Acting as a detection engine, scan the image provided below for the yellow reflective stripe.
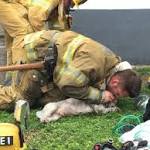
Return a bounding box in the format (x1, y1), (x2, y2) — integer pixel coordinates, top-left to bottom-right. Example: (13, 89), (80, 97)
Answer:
(27, 51), (38, 60)
(24, 42), (34, 50)
(24, 31), (44, 45)
(88, 87), (100, 100)
(24, 44), (38, 61)
(57, 35), (88, 85)
(29, 0), (50, 10)
(58, 35), (86, 78)
(60, 66), (88, 86)
(63, 35), (85, 65)
(24, 31), (44, 60)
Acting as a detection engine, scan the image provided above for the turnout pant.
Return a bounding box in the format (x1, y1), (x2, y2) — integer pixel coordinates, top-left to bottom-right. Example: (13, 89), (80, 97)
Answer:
(0, 0), (33, 64)
(0, 69), (66, 110)
(0, 70), (44, 110)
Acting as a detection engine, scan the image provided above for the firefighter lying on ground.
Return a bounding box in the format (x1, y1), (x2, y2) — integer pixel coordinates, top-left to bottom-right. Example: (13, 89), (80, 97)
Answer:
(0, 30), (142, 110)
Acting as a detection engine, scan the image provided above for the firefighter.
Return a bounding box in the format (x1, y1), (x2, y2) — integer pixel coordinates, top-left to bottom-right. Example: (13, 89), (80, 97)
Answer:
(0, 30), (142, 109)
(27, 0), (88, 31)
(0, 0), (33, 65)
(0, 0), (87, 65)
(0, 0), (87, 109)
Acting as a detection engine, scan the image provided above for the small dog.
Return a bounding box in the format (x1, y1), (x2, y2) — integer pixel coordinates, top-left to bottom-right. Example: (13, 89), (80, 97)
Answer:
(36, 98), (119, 123)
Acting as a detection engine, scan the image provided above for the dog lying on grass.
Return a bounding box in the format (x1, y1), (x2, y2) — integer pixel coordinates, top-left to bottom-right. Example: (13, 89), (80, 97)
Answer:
(36, 98), (119, 123)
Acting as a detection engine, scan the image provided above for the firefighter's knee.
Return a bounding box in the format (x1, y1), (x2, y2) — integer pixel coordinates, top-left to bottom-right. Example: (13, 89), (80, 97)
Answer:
(18, 70), (49, 107)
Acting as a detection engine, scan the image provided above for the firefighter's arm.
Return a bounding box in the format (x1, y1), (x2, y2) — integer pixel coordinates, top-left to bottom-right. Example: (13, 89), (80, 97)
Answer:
(57, 73), (115, 102)
(55, 50), (105, 101)
(55, 49), (113, 102)
(56, 65), (103, 102)
(28, 0), (59, 31)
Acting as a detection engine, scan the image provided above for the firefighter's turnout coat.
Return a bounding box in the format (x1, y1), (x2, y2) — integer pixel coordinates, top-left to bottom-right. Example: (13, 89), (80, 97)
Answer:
(0, 0), (75, 109)
(0, 0), (70, 65)
(0, 30), (121, 109)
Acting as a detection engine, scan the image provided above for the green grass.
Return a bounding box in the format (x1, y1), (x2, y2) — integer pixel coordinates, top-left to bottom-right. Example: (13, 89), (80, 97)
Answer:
(0, 68), (150, 150)
(0, 102), (138, 150)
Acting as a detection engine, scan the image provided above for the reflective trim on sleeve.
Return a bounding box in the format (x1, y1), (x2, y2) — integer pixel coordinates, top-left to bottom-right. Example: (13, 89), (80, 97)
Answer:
(25, 44), (38, 61)
(59, 65), (88, 86)
(27, 0), (50, 10)
(63, 35), (86, 65)
(24, 31), (44, 45)
(87, 87), (101, 101)
(24, 31), (44, 61)
(57, 34), (89, 85)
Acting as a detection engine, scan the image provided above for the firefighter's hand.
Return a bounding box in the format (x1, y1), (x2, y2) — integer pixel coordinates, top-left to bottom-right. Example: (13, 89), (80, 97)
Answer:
(101, 90), (116, 103)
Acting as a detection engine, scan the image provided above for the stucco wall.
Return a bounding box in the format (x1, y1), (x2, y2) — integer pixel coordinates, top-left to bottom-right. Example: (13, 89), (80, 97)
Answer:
(72, 9), (150, 65)
(0, 9), (150, 71)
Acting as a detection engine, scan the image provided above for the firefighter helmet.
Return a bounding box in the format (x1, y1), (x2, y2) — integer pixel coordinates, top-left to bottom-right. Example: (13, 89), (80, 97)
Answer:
(0, 123), (27, 150)
(72, 0), (87, 7)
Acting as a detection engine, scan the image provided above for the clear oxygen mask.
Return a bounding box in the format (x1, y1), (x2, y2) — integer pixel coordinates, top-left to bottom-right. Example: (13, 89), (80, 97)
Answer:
(134, 94), (150, 112)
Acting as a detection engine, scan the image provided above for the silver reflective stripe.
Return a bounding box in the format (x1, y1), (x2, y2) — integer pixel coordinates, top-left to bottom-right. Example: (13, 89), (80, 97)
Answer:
(88, 87), (100, 100)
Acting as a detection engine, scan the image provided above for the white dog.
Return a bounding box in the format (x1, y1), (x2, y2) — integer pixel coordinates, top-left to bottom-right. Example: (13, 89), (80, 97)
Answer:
(36, 98), (119, 123)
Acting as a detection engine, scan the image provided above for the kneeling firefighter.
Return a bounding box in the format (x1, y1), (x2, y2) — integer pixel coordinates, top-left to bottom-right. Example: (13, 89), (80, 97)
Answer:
(0, 30), (142, 110)
(0, 30), (63, 110)
(0, 0), (88, 110)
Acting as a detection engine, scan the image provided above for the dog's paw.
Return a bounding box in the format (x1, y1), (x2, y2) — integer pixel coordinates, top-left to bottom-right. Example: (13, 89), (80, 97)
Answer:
(112, 106), (121, 112)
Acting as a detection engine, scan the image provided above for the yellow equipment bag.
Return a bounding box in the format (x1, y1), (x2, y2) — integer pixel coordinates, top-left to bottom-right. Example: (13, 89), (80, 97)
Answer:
(0, 100), (29, 150)
(0, 123), (27, 150)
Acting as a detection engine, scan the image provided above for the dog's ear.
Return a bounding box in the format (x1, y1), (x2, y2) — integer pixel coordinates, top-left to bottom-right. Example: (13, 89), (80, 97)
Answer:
(143, 98), (150, 122)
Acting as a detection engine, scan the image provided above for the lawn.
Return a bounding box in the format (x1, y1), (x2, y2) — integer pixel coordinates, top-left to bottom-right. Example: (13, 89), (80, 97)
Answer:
(0, 68), (150, 150)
